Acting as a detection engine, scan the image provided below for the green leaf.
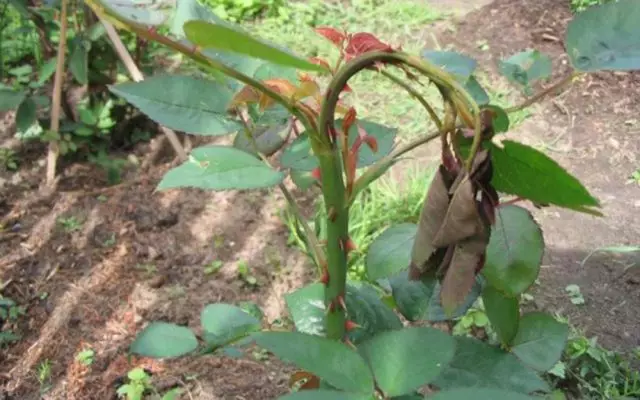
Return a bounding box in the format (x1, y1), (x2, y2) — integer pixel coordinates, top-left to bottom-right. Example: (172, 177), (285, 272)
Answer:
(170, 0), (230, 37)
(284, 283), (402, 343)
(290, 169), (316, 190)
(109, 75), (240, 135)
(489, 140), (600, 211)
(499, 50), (552, 89)
(482, 205), (543, 297)
(278, 390), (373, 400)
(482, 285), (520, 346)
(422, 50), (477, 82)
(389, 272), (482, 322)
(566, 0), (640, 71)
(465, 76), (489, 106)
(429, 388), (537, 399)
(37, 58), (57, 85)
(233, 122), (291, 157)
(184, 21), (326, 72)
(253, 331), (375, 393)
(366, 224), (417, 281)
(104, 0), (169, 26)
(281, 119), (397, 171)
(345, 283), (403, 344)
(15, 97), (37, 133)
(358, 327), (456, 396)
(511, 312), (569, 371)
(483, 105), (509, 133)
(69, 40), (89, 85)
(285, 283), (325, 337)
(433, 336), (549, 394)
(157, 145), (285, 191)
(0, 89), (26, 111)
(200, 303), (261, 348)
(130, 322), (198, 358)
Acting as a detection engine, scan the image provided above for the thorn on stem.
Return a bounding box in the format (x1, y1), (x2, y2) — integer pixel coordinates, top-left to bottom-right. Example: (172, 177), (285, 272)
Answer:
(343, 337), (356, 349)
(320, 266), (330, 285)
(337, 294), (347, 312)
(341, 237), (357, 254)
(328, 207), (337, 222)
(345, 320), (360, 332)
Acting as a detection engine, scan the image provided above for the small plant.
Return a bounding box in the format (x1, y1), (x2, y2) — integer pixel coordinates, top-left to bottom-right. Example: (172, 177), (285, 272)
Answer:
(204, 260), (223, 275)
(0, 147), (18, 171)
(76, 348), (95, 366)
(237, 260), (259, 287)
(570, 0), (616, 12)
(0, 295), (24, 346)
(117, 367), (183, 400)
(565, 284), (585, 305)
(57, 216), (83, 233)
(85, 0), (639, 398)
(36, 359), (52, 393)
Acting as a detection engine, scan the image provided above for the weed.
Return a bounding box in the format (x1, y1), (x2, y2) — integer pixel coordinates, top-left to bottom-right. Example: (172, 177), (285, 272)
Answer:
(36, 359), (52, 393)
(565, 284), (585, 305)
(0, 295), (24, 346)
(76, 348), (95, 366)
(570, 0), (616, 13)
(237, 260), (259, 287)
(116, 367), (183, 400)
(57, 216), (83, 233)
(0, 148), (18, 171)
(204, 260), (223, 275)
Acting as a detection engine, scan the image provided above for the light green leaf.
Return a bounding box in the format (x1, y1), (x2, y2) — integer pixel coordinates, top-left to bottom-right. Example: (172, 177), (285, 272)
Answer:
(69, 40), (89, 85)
(278, 390), (373, 400)
(433, 336), (549, 394)
(290, 169), (316, 190)
(184, 21), (326, 72)
(511, 312), (569, 371)
(103, 0), (170, 26)
(157, 145), (285, 191)
(489, 141), (600, 212)
(482, 285), (520, 346)
(253, 331), (375, 393)
(233, 122), (291, 157)
(130, 322), (198, 358)
(430, 388), (537, 399)
(281, 119), (397, 171)
(422, 50), (477, 82)
(109, 75), (240, 135)
(366, 224), (417, 281)
(0, 89), (26, 111)
(482, 205), (544, 297)
(566, 0), (640, 71)
(499, 50), (552, 89)
(359, 327), (456, 396)
(390, 273), (482, 322)
(15, 97), (37, 133)
(200, 303), (261, 348)
(170, 0), (230, 37)
(37, 58), (57, 85)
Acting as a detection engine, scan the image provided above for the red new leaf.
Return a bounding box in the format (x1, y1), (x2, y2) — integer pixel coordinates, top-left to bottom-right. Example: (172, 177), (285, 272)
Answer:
(315, 27), (346, 46)
(344, 32), (394, 61)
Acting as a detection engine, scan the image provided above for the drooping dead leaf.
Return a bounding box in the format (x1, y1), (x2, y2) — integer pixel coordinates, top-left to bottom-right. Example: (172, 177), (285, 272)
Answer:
(289, 370), (321, 390)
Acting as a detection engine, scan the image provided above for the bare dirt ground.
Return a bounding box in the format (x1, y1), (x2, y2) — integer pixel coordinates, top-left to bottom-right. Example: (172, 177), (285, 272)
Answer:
(1, 0), (639, 399)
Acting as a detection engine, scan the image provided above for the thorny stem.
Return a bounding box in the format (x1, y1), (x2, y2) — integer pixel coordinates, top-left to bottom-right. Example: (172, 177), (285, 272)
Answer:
(505, 71), (582, 113)
(380, 69), (442, 130)
(236, 111), (326, 270)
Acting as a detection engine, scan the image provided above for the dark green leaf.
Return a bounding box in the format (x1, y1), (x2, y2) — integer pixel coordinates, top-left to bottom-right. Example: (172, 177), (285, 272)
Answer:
(130, 322), (198, 358)
(184, 21), (326, 72)
(390, 394), (422, 400)
(253, 332), (375, 393)
(359, 327), (456, 396)
(566, 0), (640, 71)
(15, 97), (37, 133)
(433, 336), (549, 394)
(482, 205), (544, 297)
(430, 388), (537, 399)
(482, 285), (520, 346)
(200, 303), (261, 348)
(281, 119), (397, 171)
(465, 76), (489, 106)
(285, 283), (325, 337)
(489, 140), (600, 211)
(69, 40), (89, 85)
(366, 224), (417, 281)
(0, 89), (26, 111)
(511, 312), (569, 371)
(345, 283), (402, 344)
(109, 75), (240, 135)
(233, 122), (291, 157)
(390, 272), (482, 322)
(422, 50), (477, 82)
(278, 390), (373, 400)
(499, 50), (552, 88)
(37, 58), (57, 85)
(157, 145), (285, 191)
(483, 105), (509, 133)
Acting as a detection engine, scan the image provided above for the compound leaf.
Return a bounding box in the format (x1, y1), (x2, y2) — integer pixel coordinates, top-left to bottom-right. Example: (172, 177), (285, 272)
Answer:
(158, 145), (285, 191)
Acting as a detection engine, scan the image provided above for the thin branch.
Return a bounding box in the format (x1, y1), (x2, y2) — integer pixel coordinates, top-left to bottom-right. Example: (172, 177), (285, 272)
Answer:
(99, 17), (188, 162)
(505, 71), (582, 113)
(45, 0), (68, 186)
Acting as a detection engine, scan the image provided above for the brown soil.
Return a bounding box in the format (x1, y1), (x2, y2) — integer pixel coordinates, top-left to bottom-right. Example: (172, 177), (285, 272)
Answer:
(1, 0), (639, 399)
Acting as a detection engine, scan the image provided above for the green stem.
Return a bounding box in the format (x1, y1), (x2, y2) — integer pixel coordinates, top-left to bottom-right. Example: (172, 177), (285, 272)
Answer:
(505, 71), (582, 113)
(380, 69), (442, 130)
